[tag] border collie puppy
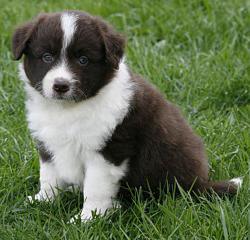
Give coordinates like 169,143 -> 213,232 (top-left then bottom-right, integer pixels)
12,10 -> 242,222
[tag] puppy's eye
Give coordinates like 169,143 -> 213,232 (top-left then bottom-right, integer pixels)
42,53 -> 54,63
79,56 -> 88,65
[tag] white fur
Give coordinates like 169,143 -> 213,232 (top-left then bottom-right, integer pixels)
70,156 -> 128,222
230,177 -> 243,188
61,13 -> 78,51
27,159 -> 62,203
42,61 -> 75,98
21,61 -> 134,221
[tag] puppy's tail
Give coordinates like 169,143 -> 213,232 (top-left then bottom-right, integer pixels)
203,177 -> 243,196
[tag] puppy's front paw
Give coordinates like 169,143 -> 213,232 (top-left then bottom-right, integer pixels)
68,201 -> 116,224
67,214 -> 93,224
68,214 -> 79,224
68,210 -> 94,224
68,214 -> 83,224
26,191 -> 54,203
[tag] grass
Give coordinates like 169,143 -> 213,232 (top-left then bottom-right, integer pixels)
0,0 -> 249,239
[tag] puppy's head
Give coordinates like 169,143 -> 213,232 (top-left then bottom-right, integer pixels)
12,11 -> 125,101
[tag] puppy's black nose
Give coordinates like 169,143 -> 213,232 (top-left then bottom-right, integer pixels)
53,78 -> 70,93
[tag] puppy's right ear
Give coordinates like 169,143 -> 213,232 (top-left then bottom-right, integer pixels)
12,21 -> 35,60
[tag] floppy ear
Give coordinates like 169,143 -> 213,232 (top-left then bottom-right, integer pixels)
96,17 -> 125,69
12,21 -> 35,60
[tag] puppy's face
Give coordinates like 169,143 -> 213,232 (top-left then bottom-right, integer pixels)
12,11 -> 125,101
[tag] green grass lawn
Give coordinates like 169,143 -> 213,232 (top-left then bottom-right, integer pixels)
0,0 -> 249,239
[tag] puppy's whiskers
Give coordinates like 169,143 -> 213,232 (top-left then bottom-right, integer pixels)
71,86 -> 87,101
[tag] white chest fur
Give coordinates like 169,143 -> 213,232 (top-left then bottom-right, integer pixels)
20,62 -> 134,185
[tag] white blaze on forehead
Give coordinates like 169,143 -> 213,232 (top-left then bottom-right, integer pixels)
41,13 -> 78,99
61,13 -> 78,50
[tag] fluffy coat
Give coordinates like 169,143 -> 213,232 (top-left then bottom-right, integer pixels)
12,11 -> 242,222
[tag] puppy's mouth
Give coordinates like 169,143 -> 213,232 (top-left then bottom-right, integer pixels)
49,90 -> 87,102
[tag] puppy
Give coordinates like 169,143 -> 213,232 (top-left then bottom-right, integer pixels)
12,10 -> 242,222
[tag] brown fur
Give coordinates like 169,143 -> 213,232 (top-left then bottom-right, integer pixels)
101,74 -> 239,198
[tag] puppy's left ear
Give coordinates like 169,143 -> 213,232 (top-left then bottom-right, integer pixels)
12,21 -> 35,60
96,17 -> 125,69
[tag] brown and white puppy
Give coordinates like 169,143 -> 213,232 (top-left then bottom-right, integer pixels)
12,10 -> 242,222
